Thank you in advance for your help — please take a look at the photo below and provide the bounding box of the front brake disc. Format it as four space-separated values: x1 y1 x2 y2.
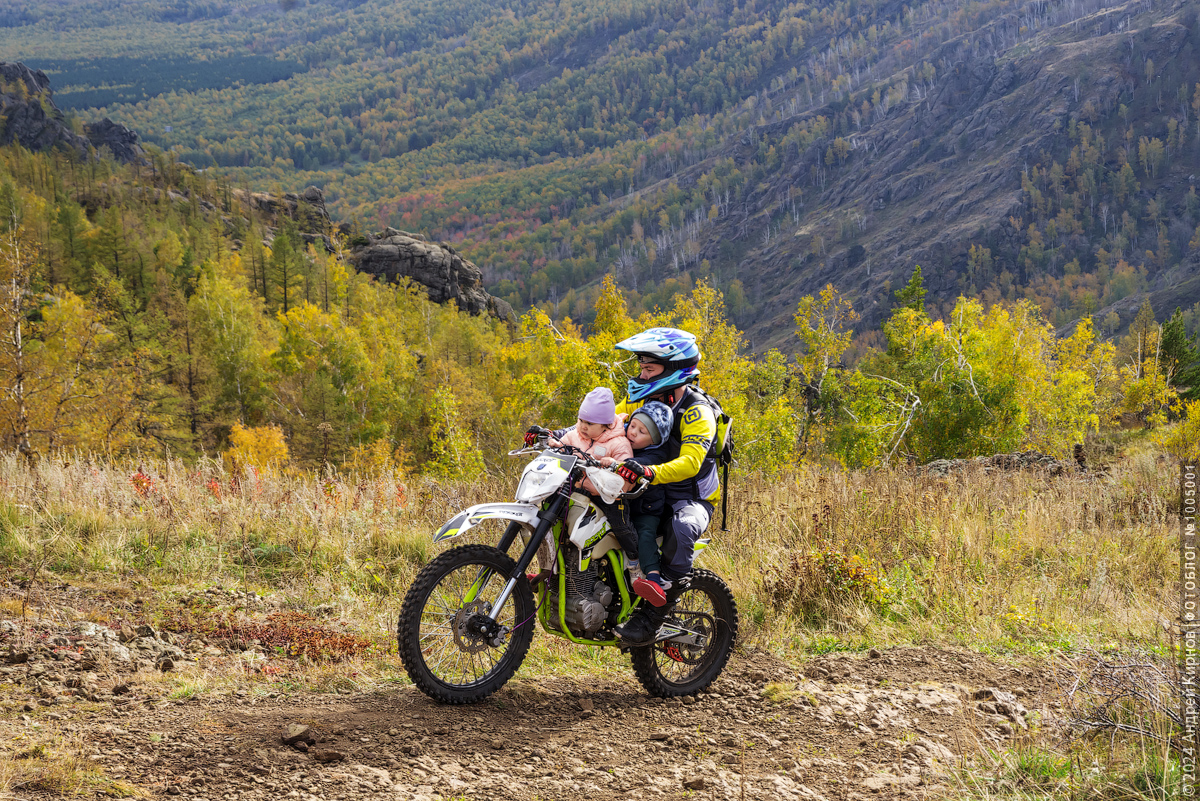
452 601 491 654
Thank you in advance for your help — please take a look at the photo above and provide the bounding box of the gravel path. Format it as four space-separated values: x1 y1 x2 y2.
1 586 1056 800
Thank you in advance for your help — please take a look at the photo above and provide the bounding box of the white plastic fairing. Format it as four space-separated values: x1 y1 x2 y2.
432 502 540 542
567 494 620 570
515 452 575 504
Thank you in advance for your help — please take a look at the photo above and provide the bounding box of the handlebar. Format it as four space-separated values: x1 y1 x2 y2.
507 441 650 498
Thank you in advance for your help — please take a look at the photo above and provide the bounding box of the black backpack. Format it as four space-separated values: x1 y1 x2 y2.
688 386 734 531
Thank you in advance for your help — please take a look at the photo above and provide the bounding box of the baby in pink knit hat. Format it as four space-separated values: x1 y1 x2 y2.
552 387 639 566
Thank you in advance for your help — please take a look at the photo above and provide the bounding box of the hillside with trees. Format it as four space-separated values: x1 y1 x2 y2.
4 0 1199 348
0 129 1197 471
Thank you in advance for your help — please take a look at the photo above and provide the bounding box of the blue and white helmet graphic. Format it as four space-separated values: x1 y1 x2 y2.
615 327 701 402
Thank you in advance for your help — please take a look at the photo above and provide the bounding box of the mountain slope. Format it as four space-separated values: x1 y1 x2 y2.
5 0 1200 348
696 7 1200 348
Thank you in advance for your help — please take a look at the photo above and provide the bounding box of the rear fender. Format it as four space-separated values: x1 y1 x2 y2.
433 503 541 543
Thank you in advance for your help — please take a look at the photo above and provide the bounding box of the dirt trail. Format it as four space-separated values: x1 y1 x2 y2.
1 585 1057 800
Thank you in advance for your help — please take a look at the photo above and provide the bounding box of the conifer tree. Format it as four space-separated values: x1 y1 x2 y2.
1163 307 1200 399
268 220 305 313
894 265 926 313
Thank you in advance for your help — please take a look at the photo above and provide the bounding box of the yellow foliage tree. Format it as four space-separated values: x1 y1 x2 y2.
427 387 484 480
1155 400 1200 461
794 284 857 391
659 279 749 403
225 423 289 474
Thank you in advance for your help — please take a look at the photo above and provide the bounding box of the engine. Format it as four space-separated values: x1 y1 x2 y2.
546 546 615 638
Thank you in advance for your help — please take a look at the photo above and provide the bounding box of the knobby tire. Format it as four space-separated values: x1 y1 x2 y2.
630 568 738 697
397 544 535 704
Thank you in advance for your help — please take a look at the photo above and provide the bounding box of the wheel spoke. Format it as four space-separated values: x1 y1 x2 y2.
629 571 738 697
399 544 540 703
653 587 720 682
407 555 522 689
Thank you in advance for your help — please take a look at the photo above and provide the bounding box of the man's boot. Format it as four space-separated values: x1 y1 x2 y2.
615 575 691 646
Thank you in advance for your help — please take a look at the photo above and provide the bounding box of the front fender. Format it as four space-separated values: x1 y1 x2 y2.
433 503 541 543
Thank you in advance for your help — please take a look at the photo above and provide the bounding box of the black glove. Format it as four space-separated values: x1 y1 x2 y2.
616 460 653 483
524 425 548 446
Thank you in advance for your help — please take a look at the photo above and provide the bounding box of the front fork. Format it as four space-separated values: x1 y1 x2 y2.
469 494 565 636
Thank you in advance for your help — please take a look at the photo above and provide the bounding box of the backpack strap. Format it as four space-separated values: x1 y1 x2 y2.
720 460 729 532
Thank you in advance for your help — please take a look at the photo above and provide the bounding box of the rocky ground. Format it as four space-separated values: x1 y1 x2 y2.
0 583 1059 800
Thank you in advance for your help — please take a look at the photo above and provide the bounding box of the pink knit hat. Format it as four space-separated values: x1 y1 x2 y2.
578 387 616 425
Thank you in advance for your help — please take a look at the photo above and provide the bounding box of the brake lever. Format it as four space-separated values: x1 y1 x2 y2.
620 477 651 499
506 443 549 456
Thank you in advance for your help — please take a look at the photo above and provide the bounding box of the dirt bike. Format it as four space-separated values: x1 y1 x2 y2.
397 441 739 704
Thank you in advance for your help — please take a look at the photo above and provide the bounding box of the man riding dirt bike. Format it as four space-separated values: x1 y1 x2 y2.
397 326 737 703
525 327 725 644
606 327 724 645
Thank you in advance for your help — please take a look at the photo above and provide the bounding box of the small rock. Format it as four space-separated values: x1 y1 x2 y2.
972 687 1016 704
281 724 315 746
105 643 132 664
649 730 671 741
293 741 309 753
683 776 707 790
312 749 345 763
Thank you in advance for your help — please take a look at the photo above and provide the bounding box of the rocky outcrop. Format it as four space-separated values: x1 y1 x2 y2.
0 62 142 162
349 229 515 321
83 117 143 163
234 186 332 242
0 63 88 154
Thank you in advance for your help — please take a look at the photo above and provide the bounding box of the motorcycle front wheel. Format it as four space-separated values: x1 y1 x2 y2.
397 544 535 704
630 568 739 697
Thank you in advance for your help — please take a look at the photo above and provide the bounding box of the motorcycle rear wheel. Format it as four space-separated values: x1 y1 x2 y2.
630 568 739 697
397 544 535 704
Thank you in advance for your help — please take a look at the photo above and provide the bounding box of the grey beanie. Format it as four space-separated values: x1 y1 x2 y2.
629 401 673 447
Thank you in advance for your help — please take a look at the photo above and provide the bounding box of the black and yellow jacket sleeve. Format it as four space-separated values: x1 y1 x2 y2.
615 397 720 504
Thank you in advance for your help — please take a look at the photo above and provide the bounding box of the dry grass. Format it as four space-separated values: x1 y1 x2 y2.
0 725 146 799
0 450 1176 657
733 452 1174 655
0 449 1182 800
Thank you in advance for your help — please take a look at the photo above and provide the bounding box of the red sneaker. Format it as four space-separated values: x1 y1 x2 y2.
633 577 668 607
